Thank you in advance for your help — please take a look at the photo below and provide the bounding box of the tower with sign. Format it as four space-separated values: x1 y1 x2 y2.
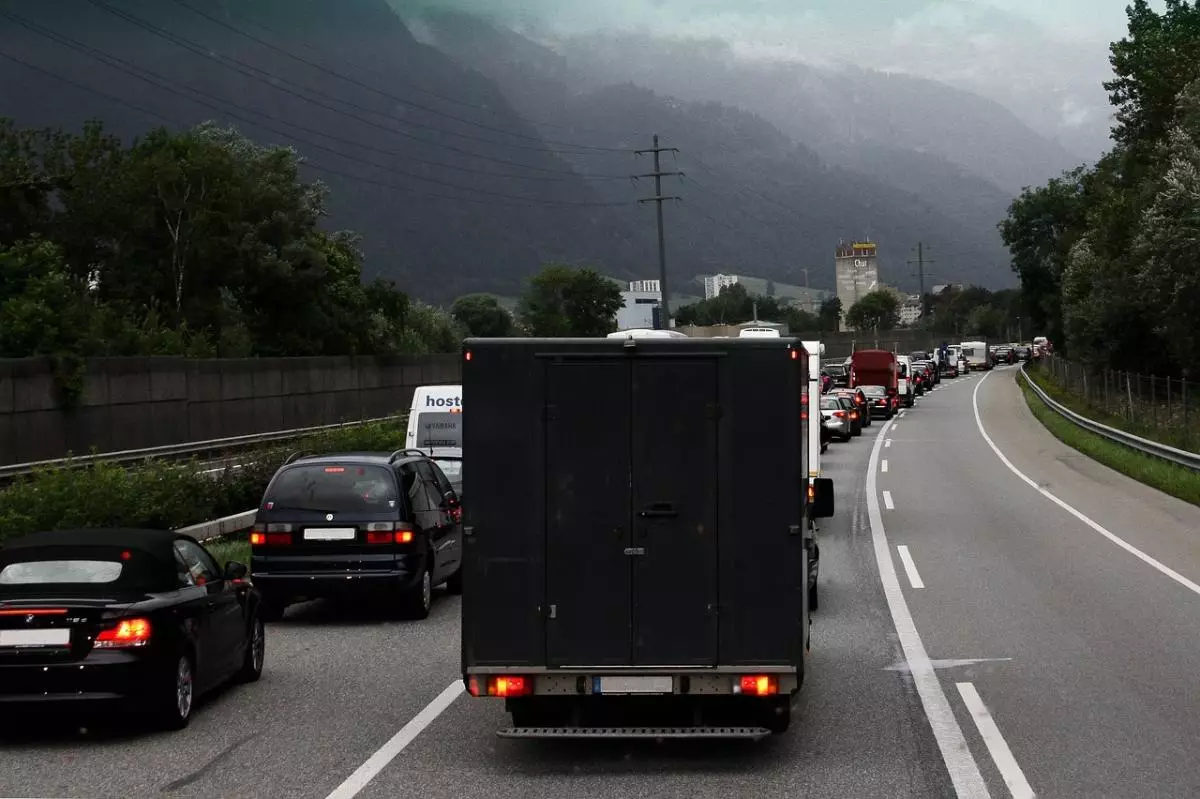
834 240 880 332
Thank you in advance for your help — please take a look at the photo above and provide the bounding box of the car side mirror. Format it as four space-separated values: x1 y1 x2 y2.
809 478 835 519
224 561 248 581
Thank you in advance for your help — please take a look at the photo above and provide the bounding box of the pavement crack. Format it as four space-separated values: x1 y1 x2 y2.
160 730 262 793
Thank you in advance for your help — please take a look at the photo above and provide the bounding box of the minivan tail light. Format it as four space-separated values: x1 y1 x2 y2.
95 618 151 649
365 523 415 544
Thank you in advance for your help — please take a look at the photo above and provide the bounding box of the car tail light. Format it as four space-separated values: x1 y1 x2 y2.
833 410 845 419
736 675 779 696
467 675 532 697
850 411 859 420
95 617 151 649
251 524 293 546
365 523 415 544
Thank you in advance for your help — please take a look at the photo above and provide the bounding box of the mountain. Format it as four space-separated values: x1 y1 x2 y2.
1 0 1020 299
407 10 1018 290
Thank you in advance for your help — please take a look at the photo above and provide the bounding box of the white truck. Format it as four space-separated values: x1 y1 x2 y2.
960 340 991 372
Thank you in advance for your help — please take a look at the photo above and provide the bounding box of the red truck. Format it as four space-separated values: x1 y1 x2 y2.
851 349 900 419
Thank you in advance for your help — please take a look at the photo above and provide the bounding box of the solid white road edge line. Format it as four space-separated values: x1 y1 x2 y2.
865 420 990 797
972 372 1200 599
956 682 1036 799
882 490 895 510
324 680 465 799
897 545 925 589
881 459 889 473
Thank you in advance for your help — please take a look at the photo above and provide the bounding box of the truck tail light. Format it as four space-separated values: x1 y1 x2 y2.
736 675 778 696
467 675 532 697
95 618 152 649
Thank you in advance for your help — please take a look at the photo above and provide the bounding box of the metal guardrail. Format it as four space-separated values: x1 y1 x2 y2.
1019 365 1200 472
0 413 403 480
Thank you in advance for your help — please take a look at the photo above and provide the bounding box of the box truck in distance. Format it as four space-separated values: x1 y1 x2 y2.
460 336 834 740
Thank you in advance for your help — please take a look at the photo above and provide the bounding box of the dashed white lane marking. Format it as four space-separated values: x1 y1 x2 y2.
885 438 892 448
973 372 1200 598
881 459 889 472
865 420 990 796
896 545 925 588
882 490 895 510
957 682 1036 799
324 680 464 799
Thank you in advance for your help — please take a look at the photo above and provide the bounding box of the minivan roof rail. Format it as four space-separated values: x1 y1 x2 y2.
388 448 429 463
283 451 312 465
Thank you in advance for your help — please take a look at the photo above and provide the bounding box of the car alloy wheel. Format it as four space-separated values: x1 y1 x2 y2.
251 618 265 673
421 568 432 613
175 655 194 721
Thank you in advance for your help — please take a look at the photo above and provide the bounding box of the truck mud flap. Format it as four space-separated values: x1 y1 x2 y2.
497 726 772 741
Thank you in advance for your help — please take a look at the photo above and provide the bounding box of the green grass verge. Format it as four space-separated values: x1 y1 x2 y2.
0 415 409 547
1018 374 1200 507
205 534 251 567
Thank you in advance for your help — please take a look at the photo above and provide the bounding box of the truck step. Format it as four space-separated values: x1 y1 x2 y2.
497 726 772 741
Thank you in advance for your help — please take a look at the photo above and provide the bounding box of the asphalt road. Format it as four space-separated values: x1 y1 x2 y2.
5 366 1200 798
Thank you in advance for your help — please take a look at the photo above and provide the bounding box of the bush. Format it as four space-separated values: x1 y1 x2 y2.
0 415 409 546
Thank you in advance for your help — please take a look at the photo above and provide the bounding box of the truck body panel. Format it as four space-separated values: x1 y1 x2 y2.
960 339 991 371
461 337 810 690
850 349 899 391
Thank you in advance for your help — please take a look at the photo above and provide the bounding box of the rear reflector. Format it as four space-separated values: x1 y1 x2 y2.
737 675 779 696
95 618 151 649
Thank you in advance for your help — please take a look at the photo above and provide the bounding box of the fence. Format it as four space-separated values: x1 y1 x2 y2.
1034 355 1200 451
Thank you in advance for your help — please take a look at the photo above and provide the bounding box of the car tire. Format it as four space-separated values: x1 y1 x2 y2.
808 580 819 612
237 615 265 684
764 703 792 734
445 566 464 595
840 432 852 442
153 652 195 731
402 559 433 620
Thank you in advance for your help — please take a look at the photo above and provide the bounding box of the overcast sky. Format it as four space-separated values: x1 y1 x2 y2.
401 0 1146 158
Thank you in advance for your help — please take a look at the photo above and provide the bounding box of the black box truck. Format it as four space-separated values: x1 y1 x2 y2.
460 335 834 739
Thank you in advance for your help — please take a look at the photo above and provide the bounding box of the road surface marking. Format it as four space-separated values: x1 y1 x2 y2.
899 410 908 418
865 421 990 797
881 459 889 472
885 658 1013 672
324 680 464 799
882 490 895 510
897 545 925 588
957 682 1035 799
973 372 1200 599
885 438 892 448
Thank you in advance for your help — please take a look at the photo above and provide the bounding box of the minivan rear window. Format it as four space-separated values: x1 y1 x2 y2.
414 412 462 448
266 464 400 513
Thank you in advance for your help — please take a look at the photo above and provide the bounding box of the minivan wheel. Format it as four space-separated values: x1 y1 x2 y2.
402 564 433 620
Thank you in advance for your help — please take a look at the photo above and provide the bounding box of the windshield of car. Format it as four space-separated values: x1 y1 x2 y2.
266 464 399 513
414 411 462 448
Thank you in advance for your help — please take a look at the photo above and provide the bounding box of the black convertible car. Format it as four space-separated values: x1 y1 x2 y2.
0 528 265 730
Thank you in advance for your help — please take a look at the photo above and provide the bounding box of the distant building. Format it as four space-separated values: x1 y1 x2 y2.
834 241 880 332
628 279 661 293
615 289 662 330
899 294 923 326
702 273 740 300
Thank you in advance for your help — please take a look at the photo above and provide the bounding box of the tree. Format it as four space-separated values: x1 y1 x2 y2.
674 283 787 327
844 290 900 332
817 297 842 332
452 294 515 337
517 264 623 337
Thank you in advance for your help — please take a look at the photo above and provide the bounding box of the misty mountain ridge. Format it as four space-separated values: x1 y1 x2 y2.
4 0 1024 302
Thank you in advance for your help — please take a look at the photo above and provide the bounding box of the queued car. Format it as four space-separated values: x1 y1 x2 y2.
250 450 464 622
820 395 853 442
823 361 851 388
830 389 865 435
860 385 897 420
0 528 265 730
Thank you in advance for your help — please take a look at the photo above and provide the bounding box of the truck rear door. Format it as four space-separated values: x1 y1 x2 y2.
544 357 719 668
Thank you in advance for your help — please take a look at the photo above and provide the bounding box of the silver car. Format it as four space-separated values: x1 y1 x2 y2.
820 396 852 442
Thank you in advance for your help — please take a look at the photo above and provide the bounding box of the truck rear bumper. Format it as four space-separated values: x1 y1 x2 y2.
497 725 772 741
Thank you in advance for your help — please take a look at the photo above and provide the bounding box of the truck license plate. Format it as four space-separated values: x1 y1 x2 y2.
596 675 673 695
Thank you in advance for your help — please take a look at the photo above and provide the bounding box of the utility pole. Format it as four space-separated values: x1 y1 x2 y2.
907 242 935 320
635 134 682 329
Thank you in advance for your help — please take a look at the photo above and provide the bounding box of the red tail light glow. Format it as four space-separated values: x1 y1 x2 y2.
470 675 531 697
0 608 66 616
95 618 152 649
738 675 779 696
833 411 845 419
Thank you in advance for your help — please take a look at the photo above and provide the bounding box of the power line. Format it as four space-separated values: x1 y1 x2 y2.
80 0 632 159
165 0 629 151
1 11 632 185
0 50 629 210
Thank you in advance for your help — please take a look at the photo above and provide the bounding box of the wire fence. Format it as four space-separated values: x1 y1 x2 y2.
1033 355 1200 452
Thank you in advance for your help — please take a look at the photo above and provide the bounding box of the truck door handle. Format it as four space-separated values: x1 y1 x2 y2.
639 503 677 518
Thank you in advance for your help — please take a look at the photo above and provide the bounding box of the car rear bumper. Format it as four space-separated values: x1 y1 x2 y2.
0 652 162 707
250 566 423 600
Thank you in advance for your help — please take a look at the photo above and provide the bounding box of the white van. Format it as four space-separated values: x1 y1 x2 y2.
802 341 825 478
895 355 914 407
738 327 782 338
406 384 463 452
606 329 688 339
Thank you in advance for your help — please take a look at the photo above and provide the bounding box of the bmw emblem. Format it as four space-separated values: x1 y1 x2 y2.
326 513 334 521
25 614 34 623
